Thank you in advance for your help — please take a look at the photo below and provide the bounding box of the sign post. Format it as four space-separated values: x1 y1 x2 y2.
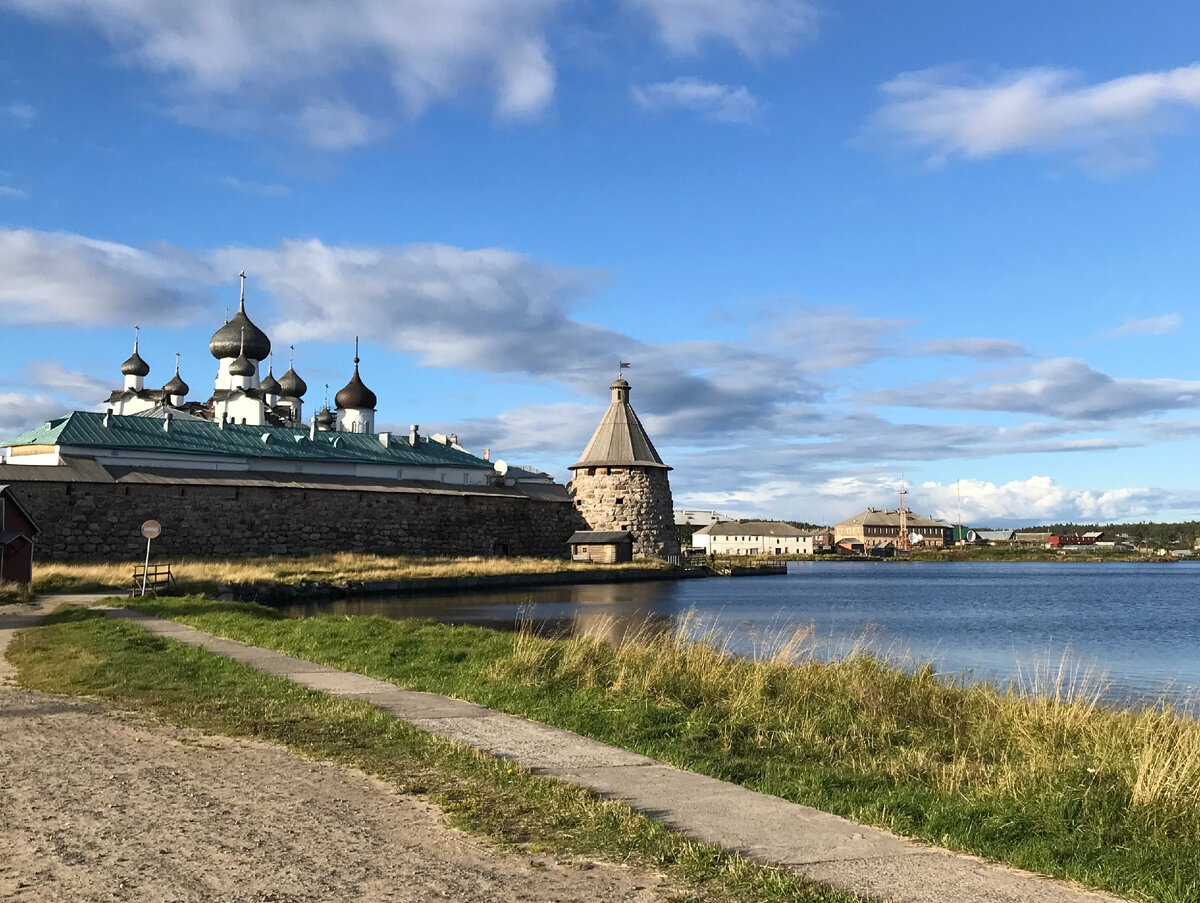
139 519 162 597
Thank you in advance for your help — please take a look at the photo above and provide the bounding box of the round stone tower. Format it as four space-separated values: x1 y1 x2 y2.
568 377 680 558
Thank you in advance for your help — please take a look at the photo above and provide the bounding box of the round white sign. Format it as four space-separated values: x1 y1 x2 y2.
140 519 162 540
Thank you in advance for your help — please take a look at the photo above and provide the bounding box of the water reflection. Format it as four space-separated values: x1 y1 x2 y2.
282 580 680 644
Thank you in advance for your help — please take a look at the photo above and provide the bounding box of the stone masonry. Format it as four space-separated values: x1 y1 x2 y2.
568 466 679 558
3 478 579 561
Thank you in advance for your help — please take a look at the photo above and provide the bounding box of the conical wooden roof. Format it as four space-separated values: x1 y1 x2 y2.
570 379 669 470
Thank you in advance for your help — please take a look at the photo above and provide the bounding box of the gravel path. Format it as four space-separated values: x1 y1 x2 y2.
0 686 677 902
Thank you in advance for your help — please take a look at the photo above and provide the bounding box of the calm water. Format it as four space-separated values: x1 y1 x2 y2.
280 561 1200 705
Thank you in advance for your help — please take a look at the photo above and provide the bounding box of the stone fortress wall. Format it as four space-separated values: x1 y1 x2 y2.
3 476 581 561
568 466 679 558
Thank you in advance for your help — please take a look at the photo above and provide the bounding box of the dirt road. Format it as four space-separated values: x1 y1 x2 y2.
0 686 676 902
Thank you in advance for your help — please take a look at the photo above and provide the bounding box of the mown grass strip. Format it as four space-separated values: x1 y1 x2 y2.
7 608 867 903
128 596 1200 903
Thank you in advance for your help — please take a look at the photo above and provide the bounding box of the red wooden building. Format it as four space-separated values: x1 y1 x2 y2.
0 485 40 585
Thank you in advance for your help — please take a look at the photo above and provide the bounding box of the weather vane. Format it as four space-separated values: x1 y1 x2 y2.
618 360 631 378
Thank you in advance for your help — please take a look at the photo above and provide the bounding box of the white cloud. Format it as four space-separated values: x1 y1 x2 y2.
1100 314 1181 338
0 102 37 126
0 360 112 435
0 393 62 435
862 357 1200 420
1 0 561 146
21 360 111 402
215 238 617 377
0 185 28 199
210 176 291 198
626 0 817 58
754 304 911 371
915 337 1028 358
868 63 1200 173
0 228 213 326
632 77 762 123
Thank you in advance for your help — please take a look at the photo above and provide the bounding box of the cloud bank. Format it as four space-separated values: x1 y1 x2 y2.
5 225 1200 524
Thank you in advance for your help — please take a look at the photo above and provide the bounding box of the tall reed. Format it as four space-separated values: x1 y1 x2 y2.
498 610 1200 835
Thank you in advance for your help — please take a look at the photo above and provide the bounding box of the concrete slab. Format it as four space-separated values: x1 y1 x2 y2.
407 713 657 769
800 850 1122 903
286 671 398 695
544 764 921 866
339 689 495 720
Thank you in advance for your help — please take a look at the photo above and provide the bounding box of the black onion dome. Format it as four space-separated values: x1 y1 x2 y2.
209 300 271 361
316 406 334 428
162 370 189 397
278 366 307 398
229 351 254 378
334 364 377 410
260 369 281 396
121 349 150 377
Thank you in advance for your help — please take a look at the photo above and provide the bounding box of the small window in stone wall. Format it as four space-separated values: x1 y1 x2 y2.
587 467 596 476
615 497 624 505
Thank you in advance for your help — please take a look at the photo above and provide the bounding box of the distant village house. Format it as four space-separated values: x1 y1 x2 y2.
691 521 831 556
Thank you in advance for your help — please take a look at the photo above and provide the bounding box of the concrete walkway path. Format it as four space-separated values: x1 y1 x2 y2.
88 609 1126 903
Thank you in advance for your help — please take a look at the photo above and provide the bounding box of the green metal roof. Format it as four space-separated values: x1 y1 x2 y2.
1 411 491 469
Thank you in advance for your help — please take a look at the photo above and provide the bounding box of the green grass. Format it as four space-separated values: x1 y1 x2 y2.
7 607 866 903
127 596 1200 903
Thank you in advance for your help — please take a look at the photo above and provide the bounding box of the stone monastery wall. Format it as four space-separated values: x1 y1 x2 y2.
5 477 580 561
568 466 679 558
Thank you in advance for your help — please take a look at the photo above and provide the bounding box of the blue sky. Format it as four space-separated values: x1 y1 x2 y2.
3 0 1200 526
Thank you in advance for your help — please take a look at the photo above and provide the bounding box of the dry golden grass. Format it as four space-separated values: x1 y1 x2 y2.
504 611 1200 837
34 552 671 593
0 580 34 605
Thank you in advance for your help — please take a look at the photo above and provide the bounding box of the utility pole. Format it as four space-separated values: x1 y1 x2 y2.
898 485 910 552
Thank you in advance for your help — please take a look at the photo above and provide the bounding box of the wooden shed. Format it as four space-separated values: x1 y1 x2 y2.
568 530 634 564
0 485 40 586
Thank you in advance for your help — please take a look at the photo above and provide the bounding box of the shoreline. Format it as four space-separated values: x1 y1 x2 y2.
219 565 712 604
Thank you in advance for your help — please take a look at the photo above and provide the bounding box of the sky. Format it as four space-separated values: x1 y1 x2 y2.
2 1 1200 527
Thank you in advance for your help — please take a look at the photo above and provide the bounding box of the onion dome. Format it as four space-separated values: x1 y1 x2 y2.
316 406 334 429
229 351 254 378
260 368 281 397
209 274 271 361
227 326 256 378
334 365 377 410
334 341 377 410
278 366 307 398
121 348 150 377
162 361 189 398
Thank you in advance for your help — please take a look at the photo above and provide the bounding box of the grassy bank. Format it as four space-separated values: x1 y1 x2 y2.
33 552 672 594
7 608 862 903
0 581 33 605
129 597 1198 903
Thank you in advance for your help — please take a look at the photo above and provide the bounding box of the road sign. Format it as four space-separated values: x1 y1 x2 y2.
139 520 161 596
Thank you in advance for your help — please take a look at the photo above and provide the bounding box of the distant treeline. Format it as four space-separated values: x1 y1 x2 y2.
1018 521 1200 548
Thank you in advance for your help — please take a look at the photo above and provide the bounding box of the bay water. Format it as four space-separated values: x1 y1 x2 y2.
280 561 1200 706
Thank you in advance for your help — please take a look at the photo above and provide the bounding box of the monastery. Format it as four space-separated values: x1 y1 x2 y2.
0 278 679 563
